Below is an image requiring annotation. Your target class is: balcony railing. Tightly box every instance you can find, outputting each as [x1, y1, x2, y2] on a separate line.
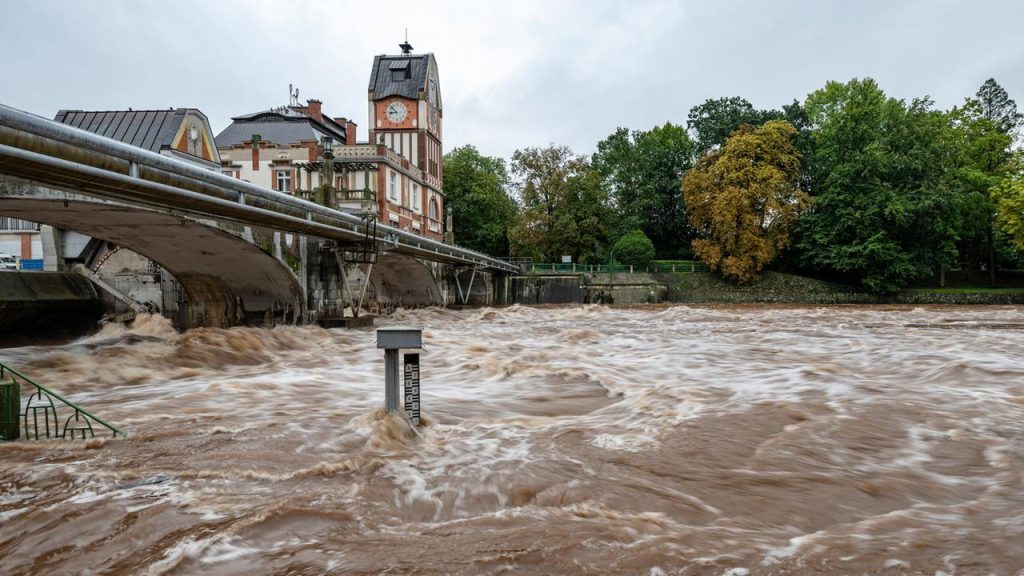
[338, 188, 377, 202]
[334, 144, 423, 180]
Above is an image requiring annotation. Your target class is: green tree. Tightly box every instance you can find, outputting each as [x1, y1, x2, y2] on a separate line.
[443, 145, 517, 256]
[797, 79, 961, 292]
[945, 98, 1014, 283]
[682, 120, 807, 284]
[508, 145, 613, 262]
[592, 123, 695, 257]
[553, 166, 614, 263]
[991, 153, 1024, 252]
[611, 230, 655, 268]
[687, 96, 777, 157]
[975, 78, 1024, 143]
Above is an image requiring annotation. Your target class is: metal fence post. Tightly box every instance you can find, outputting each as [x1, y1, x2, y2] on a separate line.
[0, 378, 19, 441]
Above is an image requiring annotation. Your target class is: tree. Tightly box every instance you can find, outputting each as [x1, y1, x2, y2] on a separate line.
[687, 96, 776, 158]
[611, 230, 655, 268]
[592, 123, 695, 257]
[682, 120, 807, 284]
[552, 165, 614, 263]
[945, 99, 1014, 283]
[991, 154, 1024, 252]
[975, 78, 1024, 144]
[797, 79, 961, 292]
[442, 145, 517, 256]
[508, 145, 613, 262]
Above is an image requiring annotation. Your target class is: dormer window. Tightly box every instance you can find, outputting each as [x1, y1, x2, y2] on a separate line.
[389, 60, 410, 82]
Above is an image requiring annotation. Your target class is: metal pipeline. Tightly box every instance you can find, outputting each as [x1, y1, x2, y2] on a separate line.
[0, 103, 519, 273]
[0, 142, 500, 268]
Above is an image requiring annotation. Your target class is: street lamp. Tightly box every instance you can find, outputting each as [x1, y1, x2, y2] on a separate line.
[320, 136, 335, 208]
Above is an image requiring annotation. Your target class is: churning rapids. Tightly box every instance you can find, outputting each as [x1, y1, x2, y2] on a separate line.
[1, 305, 1023, 575]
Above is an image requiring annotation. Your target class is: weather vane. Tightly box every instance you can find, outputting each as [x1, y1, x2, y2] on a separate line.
[400, 28, 413, 54]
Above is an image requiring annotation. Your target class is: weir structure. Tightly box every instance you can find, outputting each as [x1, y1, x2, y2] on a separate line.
[0, 104, 518, 328]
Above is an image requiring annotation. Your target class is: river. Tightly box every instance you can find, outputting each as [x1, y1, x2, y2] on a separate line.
[1, 304, 1022, 575]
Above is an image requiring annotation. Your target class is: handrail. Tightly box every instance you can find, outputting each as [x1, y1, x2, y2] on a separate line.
[521, 261, 709, 274]
[0, 361, 124, 439]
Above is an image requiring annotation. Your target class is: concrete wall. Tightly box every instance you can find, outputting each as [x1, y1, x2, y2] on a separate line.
[0, 271, 101, 339]
[504, 273, 665, 305]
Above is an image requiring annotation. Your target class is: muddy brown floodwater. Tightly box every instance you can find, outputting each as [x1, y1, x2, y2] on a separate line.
[1, 304, 1023, 575]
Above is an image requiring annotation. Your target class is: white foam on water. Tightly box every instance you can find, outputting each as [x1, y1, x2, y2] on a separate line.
[591, 432, 658, 452]
[197, 535, 267, 564]
[4, 304, 1024, 574]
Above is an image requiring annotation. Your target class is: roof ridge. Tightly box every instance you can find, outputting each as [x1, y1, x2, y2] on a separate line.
[57, 108, 188, 114]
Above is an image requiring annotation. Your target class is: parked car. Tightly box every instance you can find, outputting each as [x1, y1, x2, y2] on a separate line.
[0, 254, 18, 270]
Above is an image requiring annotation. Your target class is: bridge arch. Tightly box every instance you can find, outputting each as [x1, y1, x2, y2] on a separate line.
[0, 182, 303, 328]
[367, 253, 443, 309]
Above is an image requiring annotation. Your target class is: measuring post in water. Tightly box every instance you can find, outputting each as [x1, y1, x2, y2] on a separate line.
[376, 327, 423, 427]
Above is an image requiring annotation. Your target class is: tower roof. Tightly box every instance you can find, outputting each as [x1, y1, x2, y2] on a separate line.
[368, 53, 438, 106]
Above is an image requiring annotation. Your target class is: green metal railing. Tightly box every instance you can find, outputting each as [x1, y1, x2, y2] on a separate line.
[0, 361, 124, 441]
[522, 261, 710, 274]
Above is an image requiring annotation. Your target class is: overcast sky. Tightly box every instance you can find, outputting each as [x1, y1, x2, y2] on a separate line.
[2, 0, 1022, 162]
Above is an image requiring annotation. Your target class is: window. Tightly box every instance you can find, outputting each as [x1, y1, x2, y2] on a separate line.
[411, 183, 421, 213]
[221, 169, 239, 179]
[389, 60, 410, 82]
[429, 199, 438, 220]
[388, 170, 398, 202]
[275, 169, 292, 192]
[0, 216, 38, 231]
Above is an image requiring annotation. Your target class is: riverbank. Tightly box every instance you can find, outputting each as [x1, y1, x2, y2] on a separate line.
[511, 269, 1024, 305]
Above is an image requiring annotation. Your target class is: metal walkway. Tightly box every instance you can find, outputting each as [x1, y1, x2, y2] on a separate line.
[0, 103, 520, 273]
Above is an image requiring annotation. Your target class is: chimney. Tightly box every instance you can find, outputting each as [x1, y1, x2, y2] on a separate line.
[336, 117, 358, 145]
[304, 99, 323, 122]
[251, 134, 261, 170]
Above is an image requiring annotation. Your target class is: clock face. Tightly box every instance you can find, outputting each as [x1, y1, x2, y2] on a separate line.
[386, 101, 408, 123]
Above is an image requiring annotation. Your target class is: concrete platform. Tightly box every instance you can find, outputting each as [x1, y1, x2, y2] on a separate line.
[318, 315, 375, 329]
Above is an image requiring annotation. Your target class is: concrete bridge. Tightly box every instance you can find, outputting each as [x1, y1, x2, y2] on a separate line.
[0, 104, 515, 328]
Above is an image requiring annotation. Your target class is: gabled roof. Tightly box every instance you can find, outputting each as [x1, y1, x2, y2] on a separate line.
[369, 53, 433, 101]
[215, 107, 347, 148]
[54, 108, 193, 153]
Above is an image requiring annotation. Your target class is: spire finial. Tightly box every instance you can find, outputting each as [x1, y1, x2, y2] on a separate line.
[399, 30, 413, 55]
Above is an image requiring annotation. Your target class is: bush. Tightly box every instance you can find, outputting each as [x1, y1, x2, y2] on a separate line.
[612, 230, 656, 268]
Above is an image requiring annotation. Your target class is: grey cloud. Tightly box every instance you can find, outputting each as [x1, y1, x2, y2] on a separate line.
[2, 0, 1022, 163]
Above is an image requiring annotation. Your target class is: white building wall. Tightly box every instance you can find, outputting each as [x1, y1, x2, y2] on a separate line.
[0, 236, 19, 257]
[219, 147, 320, 193]
[62, 231, 90, 259]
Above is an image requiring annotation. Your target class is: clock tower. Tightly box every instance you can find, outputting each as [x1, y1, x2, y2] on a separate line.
[367, 41, 444, 231]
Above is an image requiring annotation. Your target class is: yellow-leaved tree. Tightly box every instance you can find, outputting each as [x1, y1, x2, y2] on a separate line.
[682, 120, 807, 284]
